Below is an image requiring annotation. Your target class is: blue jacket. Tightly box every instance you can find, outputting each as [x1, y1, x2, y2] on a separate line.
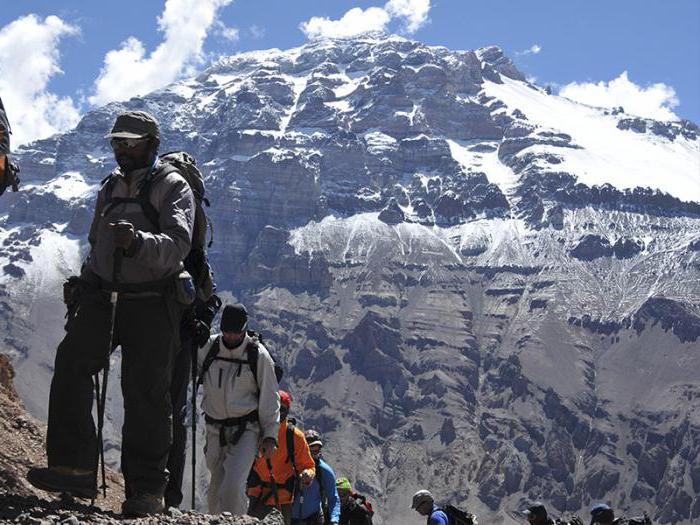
[428, 506, 449, 525]
[292, 457, 341, 523]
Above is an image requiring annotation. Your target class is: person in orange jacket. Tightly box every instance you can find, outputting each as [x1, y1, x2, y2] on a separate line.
[248, 389, 315, 525]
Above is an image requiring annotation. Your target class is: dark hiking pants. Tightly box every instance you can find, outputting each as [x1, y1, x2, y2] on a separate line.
[249, 501, 292, 525]
[46, 287, 182, 496]
[164, 335, 194, 508]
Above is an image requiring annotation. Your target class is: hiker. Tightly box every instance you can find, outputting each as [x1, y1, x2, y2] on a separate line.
[336, 478, 373, 525]
[523, 503, 555, 525]
[165, 291, 221, 509]
[588, 504, 620, 525]
[248, 389, 316, 525]
[411, 490, 448, 525]
[0, 96, 20, 196]
[27, 111, 195, 517]
[199, 303, 280, 515]
[291, 429, 340, 525]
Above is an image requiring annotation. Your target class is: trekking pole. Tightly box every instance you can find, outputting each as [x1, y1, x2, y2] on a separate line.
[265, 457, 280, 510]
[191, 339, 197, 510]
[96, 247, 123, 498]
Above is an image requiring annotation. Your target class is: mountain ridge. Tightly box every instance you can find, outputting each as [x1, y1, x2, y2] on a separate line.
[1, 33, 699, 524]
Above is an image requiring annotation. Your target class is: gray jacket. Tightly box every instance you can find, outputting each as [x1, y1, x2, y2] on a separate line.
[85, 159, 195, 284]
[0, 97, 10, 155]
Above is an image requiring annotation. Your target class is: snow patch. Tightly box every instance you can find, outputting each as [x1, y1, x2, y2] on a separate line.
[447, 139, 519, 194]
[483, 77, 700, 202]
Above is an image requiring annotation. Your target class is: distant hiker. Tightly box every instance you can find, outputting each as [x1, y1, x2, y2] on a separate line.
[336, 478, 373, 525]
[411, 490, 447, 525]
[248, 389, 316, 525]
[588, 504, 620, 525]
[523, 503, 555, 525]
[0, 96, 20, 196]
[27, 111, 195, 517]
[198, 303, 281, 515]
[291, 429, 340, 525]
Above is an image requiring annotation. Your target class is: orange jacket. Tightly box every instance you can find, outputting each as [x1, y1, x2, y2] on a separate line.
[248, 418, 316, 505]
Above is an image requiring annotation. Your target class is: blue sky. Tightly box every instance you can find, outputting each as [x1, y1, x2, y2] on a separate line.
[1, 0, 698, 145]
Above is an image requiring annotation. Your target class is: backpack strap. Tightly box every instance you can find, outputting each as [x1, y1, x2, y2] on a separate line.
[197, 335, 221, 389]
[315, 457, 326, 506]
[246, 338, 260, 390]
[286, 417, 298, 474]
[100, 165, 164, 231]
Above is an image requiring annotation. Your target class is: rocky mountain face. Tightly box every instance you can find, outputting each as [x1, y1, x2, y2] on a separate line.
[1, 33, 699, 525]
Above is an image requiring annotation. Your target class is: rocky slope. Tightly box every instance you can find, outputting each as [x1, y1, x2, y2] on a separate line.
[1, 33, 699, 524]
[0, 353, 124, 515]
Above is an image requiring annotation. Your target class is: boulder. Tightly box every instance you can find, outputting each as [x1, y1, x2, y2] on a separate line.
[378, 198, 405, 225]
[613, 237, 644, 259]
[569, 234, 613, 260]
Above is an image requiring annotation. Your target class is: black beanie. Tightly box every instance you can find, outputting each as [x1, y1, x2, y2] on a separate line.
[220, 304, 248, 332]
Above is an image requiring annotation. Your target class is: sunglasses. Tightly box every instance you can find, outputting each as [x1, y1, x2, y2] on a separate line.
[110, 137, 148, 149]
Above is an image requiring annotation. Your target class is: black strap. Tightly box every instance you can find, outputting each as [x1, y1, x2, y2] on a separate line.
[286, 418, 298, 474]
[197, 336, 261, 389]
[249, 474, 296, 492]
[197, 335, 222, 388]
[205, 411, 259, 448]
[315, 457, 327, 518]
[97, 273, 175, 294]
[101, 163, 176, 232]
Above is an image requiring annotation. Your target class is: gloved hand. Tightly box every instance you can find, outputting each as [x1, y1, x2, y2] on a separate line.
[109, 221, 141, 256]
[62, 276, 82, 306]
[0, 155, 20, 195]
[194, 320, 211, 347]
[300, 469, 314, 487]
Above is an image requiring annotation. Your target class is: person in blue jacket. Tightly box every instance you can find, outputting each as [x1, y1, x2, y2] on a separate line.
[292, 429, 341, 525]
[411, 490, 448, 525]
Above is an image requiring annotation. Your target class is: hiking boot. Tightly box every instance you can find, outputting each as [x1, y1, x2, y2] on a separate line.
[26, 466, 97, 499]
[121, 493, 164, 517]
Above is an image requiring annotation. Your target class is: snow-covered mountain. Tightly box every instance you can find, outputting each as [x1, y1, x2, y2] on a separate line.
[2, 32, 699, 524]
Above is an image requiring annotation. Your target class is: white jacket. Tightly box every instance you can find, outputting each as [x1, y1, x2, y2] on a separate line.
[198, 333, 280, 441]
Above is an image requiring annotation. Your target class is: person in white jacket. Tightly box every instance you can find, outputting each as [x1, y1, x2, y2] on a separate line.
[198, 303, 280, 515]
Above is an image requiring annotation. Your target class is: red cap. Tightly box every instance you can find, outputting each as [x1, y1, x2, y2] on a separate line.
[279, 390, 292, 408]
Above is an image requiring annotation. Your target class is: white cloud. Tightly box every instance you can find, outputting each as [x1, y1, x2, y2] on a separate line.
[249, 25, 265, 39]
[214, 21, 239, 42]
[89, 0, 234, 106]
[385, 0, 431, 33]
[517, 44, 541, 56]
[301, 7, 390, 39]
[559, 71, 680, 121]
[300, 0, 430, 39]
[0, 15, 81, 146]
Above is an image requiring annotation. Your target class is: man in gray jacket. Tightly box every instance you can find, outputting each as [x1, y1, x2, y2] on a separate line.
[198, 303, 280, 515]
[27, 111, 195, 517]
